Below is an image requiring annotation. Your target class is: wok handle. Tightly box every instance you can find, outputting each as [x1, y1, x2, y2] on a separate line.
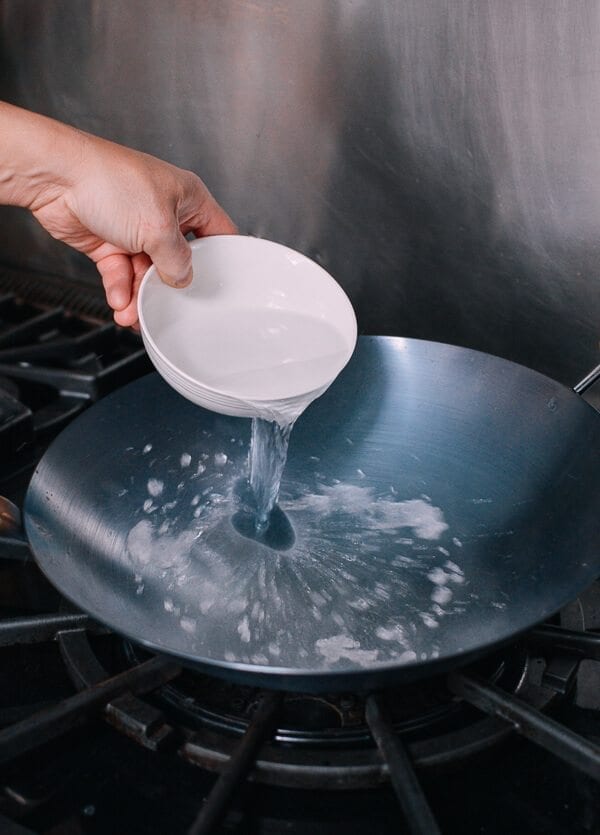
[573, 362, 600, 396]
[0, 495, 27, 544]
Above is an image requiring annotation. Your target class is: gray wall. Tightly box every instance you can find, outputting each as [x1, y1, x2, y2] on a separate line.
[1, 0, 599, 385]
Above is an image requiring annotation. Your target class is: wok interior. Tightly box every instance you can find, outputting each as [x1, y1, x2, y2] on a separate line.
[24, 338, 600, 691]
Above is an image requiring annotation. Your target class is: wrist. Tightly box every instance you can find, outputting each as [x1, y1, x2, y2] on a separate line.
[0, 102, 86, 210]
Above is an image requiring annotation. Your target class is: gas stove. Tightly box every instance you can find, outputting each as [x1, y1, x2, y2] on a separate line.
[0, 282, 599, 834]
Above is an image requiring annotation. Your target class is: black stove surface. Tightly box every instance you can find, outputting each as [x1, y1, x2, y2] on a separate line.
[0, 287, 599, 835]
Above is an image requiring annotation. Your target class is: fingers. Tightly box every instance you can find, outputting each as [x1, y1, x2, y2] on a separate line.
[96, 253, 134, 312]
[180, 173, 237, 238]
[113, 252, 151, 328]
[94, 164, 237, 329]
[113, 306, 139, 329]
[96, 251, 151, 329]
[144, 224, 194, 289]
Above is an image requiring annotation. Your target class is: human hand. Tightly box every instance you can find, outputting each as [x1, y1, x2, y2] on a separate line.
[32, 136, 236, 328]
[0, 103, 236, 328]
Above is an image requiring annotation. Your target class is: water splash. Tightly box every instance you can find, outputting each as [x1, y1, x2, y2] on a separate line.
[125, 441, 467, 672]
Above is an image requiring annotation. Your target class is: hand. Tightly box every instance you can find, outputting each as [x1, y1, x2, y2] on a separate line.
[0, 103, 236, 328]
[32, 136, 236, 328]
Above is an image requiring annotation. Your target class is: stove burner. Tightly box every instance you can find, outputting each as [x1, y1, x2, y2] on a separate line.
[128, 643, 529, 749]
[53, 601, 585, 795]
[0, 595, 583, 833]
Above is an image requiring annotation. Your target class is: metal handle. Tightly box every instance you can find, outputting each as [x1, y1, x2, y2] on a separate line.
[573, 362, 600, 395]
[0, 495, 28, 546]
[0, 496, 23, 536]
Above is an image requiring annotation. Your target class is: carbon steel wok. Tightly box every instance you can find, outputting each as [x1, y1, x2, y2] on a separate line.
[24, 337, 600, 692]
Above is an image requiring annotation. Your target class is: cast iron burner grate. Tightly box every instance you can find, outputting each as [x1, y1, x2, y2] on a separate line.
[119, 641, 538, 751]
[0, 594, 597, 834]
[0, 292, 151, 502]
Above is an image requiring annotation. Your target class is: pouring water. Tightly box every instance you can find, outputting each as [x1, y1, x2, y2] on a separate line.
[138, 235, 357, 543]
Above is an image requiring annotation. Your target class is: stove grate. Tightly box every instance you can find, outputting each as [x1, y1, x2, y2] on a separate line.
[0, 604, 598, 834]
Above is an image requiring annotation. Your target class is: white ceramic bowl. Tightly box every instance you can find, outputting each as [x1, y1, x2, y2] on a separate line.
[138, 236, 357, 423]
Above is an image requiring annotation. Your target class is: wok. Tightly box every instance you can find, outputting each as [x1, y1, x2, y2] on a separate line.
[24, 337, 600, 692]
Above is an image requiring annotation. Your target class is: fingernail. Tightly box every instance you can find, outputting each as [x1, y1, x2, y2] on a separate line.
[175, 268, 193, 288]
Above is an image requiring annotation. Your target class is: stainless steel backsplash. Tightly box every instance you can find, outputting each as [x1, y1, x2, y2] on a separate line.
[1, 0, 599, 385]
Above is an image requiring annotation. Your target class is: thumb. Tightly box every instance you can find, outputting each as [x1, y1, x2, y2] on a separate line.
[144, 224, 193, 288]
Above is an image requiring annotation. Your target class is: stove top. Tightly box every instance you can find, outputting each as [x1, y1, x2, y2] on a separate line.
[0, 287, 599, 834]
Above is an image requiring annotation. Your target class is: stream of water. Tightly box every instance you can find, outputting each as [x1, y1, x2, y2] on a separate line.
[231, 416, 296, 549]
[249, 417, 294, 528]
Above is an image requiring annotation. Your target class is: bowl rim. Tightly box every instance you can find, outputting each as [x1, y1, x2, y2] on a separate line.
[137, 235, 358, 405]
